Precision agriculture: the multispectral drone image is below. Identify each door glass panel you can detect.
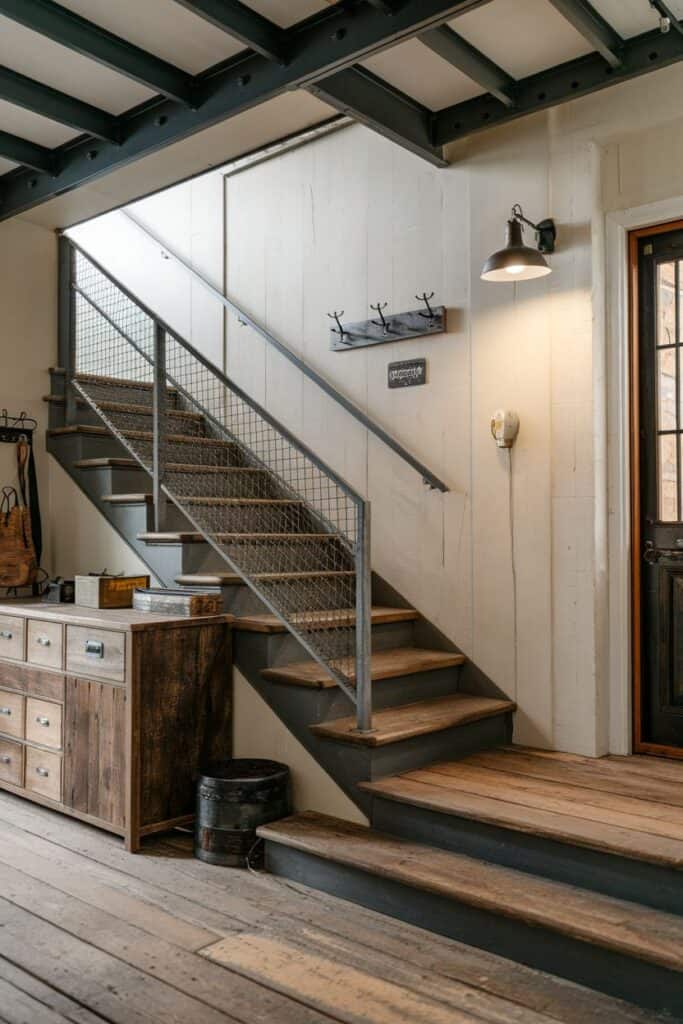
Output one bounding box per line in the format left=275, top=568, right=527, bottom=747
left=657, top=261, right=677, bottom=347
left=659, top=433, right=678, bottom=521
left=658, top=347, right=678, bottom=430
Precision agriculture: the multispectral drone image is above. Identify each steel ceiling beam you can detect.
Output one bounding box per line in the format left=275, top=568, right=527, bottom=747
left=545, top=0, right=623, bottom=68
left=419, top=25, right=516, bottom=106
left=309, top=66, right=446, bottom=167
left=0, top=0, right=196, bottom=105
left=0, top=130, right=55, bottom=173
left=170, top=0, right=286, bottom=62
left=0, top=64, right=120, bottom=143
left=433, top=26, right=683, bottom=147
left=0, top=0, right=493, bottom=219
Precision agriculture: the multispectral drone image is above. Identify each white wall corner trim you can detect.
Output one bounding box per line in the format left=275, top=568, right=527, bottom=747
left=605, top=192, right=683, bottom=754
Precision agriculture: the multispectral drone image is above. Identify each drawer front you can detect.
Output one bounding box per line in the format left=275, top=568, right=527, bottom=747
left=25, top=746, right=62, bottom=802
left=0, top=615, right=25, bottom=662
left=0, top=689, right=24, bottom=739
left=66, top=626, right=125, bottom=683
left=27, top=619, right=63, bottom=670
left=0, top=737, right=23, bottom=786
left=26, top=698, right=62, bottom=750
left=0, top=662, right=64, bottom=701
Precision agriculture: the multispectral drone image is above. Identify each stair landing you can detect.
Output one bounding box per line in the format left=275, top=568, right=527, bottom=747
left=361, top=746, right=683, bottom=868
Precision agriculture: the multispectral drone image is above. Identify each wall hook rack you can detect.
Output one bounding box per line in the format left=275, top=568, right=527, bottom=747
left=370, top=301, right=391, bottom=334
left=330, top=298, right=447, bottom=352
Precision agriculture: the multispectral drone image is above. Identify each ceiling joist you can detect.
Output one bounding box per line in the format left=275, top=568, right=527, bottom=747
left=545, top=0, right=623, bottom=68
left=0, top=0, right=196, bottom=106
left=170, top=0, right=286, bottom=63
left=0, top=128, right=54, bottom=173
left=419, top=25, right=516, bottom=107
left=0, top=64, right=120, bottom=143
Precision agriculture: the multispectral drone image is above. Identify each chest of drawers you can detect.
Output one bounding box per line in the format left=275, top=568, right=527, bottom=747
left=0, top=600, right=232, bottom=852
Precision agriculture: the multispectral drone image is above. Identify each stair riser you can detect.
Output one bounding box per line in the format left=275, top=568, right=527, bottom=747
left=128, top=437, right=246, bottom=468
left=188, top=504, right=325, bottom=536
left=262, top=844, right=683, bottom=1018
left=165, top=470, right=283, bottom=500
left=370, top=798, right=683, bottom=917
left=48, top=431, right=131, bottom=466
left=103, top=409, right=206, bottom=439
left=108, top=501, right=190, bottom=534
left=263, top=619, right=416, bottom=665
left=91, top=465, right=150, bottom=494
left=76, top=379, right=178, bottom=409
left=214, top=541, right=353, bottom=576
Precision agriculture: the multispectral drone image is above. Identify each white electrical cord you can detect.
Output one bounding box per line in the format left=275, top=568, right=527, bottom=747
left=507, top=448, right=519, bottom=694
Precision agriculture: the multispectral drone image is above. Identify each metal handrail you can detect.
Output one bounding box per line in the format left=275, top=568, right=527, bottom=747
left=119, top=209, right=450, bottom=493
left=62, top=236, right=373, bottom=732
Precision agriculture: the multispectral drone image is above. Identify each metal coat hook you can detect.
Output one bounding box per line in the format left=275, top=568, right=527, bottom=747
left=416, top=292, right=436, bottom=320
left=327, top=310, right=350, bottom=343
left=370, top=302, right=390, bottom=334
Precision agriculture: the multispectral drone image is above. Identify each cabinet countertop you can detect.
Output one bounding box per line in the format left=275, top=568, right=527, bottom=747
left=0, top=600, right=234, bottom=633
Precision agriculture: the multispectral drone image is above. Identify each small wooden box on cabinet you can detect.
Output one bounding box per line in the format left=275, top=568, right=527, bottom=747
left=0, top=600, right=232, bottom=852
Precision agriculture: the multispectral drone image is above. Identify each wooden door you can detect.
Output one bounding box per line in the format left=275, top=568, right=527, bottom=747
left=633, top=222, right=683, bottom=754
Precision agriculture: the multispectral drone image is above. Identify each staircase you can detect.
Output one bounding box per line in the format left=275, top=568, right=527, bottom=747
left=48, top=236, right=683, bottom=1020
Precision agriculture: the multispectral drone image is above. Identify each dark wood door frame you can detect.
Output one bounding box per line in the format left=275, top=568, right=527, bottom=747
left=630, top=218, right=683, bottom=759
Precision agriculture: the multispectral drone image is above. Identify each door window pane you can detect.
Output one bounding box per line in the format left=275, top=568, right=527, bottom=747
left=659, top=433, right=678, bottom=521
left=657, top=261, right=677, bottom=346
left=658, top=347, right=678, bottom=430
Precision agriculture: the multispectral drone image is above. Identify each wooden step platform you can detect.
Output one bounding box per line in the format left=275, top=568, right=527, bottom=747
left=258, top=811, right=683, bottom=982
left=105, top=493, right=154, bottom=504
left=263, top=646, right=463, bottom=690
left=73, top=457, right=141, bottom=469
left=175, top=570, right=355, bottom=585
left=234, top=606, right=419, bottom=633
left=361, top=746, right=683, bottom=869
left=311, top=692, right=512, bottom=747
left=48, top=424, right=110, bottom=437
left=140, top=530, right=341, bottom=543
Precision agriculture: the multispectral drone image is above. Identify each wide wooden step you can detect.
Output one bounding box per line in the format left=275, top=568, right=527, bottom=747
left=73, top=457, right=141, bottom=469
left=361, top=747, right=683, bottom=869
left=104, top=493, right=154, bottom=504
left=97, top=400, right=202, bottom=422
left=310, top=691, right=512, bottom=746
left=264, top=646, right=464, bottom=691
left=73, top=372, right=177, bottom=394
left=176, top=570, right=355, bottom=586
left=234, top=606, right=419, bottom=633
left=48, top=424, right=110, bottom=437
left=257, top=811, right=683, bottom=976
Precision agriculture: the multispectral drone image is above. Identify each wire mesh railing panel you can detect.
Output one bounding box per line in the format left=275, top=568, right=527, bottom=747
left=69, top=244, right=370, bottom=707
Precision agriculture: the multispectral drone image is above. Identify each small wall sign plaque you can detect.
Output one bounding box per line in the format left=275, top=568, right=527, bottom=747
left=388, top=358, right=427, bottom=389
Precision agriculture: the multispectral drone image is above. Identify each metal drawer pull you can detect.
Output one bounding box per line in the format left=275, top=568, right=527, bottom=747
left=0, top=630, right=13, bottom=640
left=0, top=755, right=11, bottom=764
left=0, top=707, right=12, bottom=716
left=36, top=715, right=50, bottom=727
left=36, top=636, right=51, bottom=647
left=35, top=767, right=49, bottom=778
left=85, top=639, right=104, bottom=658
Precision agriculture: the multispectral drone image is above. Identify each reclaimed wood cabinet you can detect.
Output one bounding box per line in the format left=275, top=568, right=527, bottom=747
left=0, top=601, right=232, bottom=851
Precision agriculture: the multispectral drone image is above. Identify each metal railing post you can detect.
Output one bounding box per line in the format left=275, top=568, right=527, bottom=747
left=152, top=322, right=167, bottom=533
left=354, top=500, right=373, bottom=733
left=59, top=237, right=77, bottom=425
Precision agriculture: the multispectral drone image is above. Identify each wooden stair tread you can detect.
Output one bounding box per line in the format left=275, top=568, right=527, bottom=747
left=234, top=606, right=419, bottom=634
left=256, top=811, right=683, bottom=975
left=74, top=372, right=177, bottom=393
left=311, top=692, right=511, bottom=748
left=182, top=496, right=306, bottom=506
left=360, top=748, right=683, bottom=869
left=139, top=531, right=339, bottom=543
left=48, top=425, right=110, bottom=437
left=104, top=493, right=153, bottom=504
left=264, top=647, right=465, bottom=692
left=122, top=429, right=239, bottom=447
left=73, top=457, right=140, bottom=469
left=165, top=463, right=267, bottom=474
left=97, top=400, right=203, bottom=420
left=175, top=571, right=354, bottom=585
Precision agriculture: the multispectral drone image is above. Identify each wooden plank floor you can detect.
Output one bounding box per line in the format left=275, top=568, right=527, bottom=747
left=0, top=792, right=673, bottom=1024
left=361, top=746, right=683, bottom=867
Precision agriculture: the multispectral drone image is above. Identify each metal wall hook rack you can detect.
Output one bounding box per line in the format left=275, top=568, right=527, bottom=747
left=327, top=310, right=351, bottom=344
left=416, top=292, right=436, bottom=320
left=370, top=301, right=390, bottom=334
left=330, top=296, right=447, bottom=352
left=0, top=410, right=37, bottom=442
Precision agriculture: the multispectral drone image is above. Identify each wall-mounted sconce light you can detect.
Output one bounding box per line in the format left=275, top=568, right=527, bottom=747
left=481, top=204, right=556, bottom=283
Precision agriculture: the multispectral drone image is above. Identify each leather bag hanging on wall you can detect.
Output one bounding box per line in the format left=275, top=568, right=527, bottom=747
left=0, top=438, right=39, bottom=588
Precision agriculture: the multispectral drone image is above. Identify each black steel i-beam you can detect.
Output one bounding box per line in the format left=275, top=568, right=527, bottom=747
left=434, top=26, right=683, bottom=147
left=0, top=0, right=196, bottom=105
left=0, top=0, right=492, bottom=219
left=170, top=0, right=286, bottom=63
left=0, top=130, right=55, bottom=173
left=419, top=25, right=516, bottom=106
left=0, top=64, right=120, bottom=143
left=545, top=0, right=623, bottom=68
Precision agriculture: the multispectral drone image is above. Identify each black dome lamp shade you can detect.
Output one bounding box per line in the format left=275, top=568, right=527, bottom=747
left=481, top=204, right=556, bottom=282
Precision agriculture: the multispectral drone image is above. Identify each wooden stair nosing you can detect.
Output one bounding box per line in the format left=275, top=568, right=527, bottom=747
left=74, top=372, right=178, bottom=393
left=139, top=530, right=341, bottom=543
left=122, top=429, right=240, bottom=447
left=181, top=496, right=306, bottom=506
left=256, top=811, right=683, bottom=976
left=310, top=692, right=512, bottom=747
left=175, top=570, right=355, bottom=585
left=97, top=400, right=203, bottom=421
left=48, top=425, right=110, bottom=437
left=104, top=493, right=154, bottom=504
left=234, top=606, right=419, bottom=634
left=263, top=646, right=465, bottom=691
left=73, top=457, right=141, bottom=469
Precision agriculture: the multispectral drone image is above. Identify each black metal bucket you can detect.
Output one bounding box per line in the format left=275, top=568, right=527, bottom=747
left=194, top=758, right=290, bottom=867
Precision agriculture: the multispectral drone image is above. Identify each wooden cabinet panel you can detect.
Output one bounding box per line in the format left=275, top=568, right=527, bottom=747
left=63, top=677, right=126, bottom=828
left=0, top=689, right=24, bottom=739
left=0, top=615, right=24, bottom=662
left=66, top=626, right=125, bottom=683
left=0, top=737, right=23, bottom=786
left=27, top=619, right=63, bottom=671
left=26, top=698, right=63, bottom=750
left=0, top=662, right=64, bottom=701
left=25, top=746, right=62, bottom=802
